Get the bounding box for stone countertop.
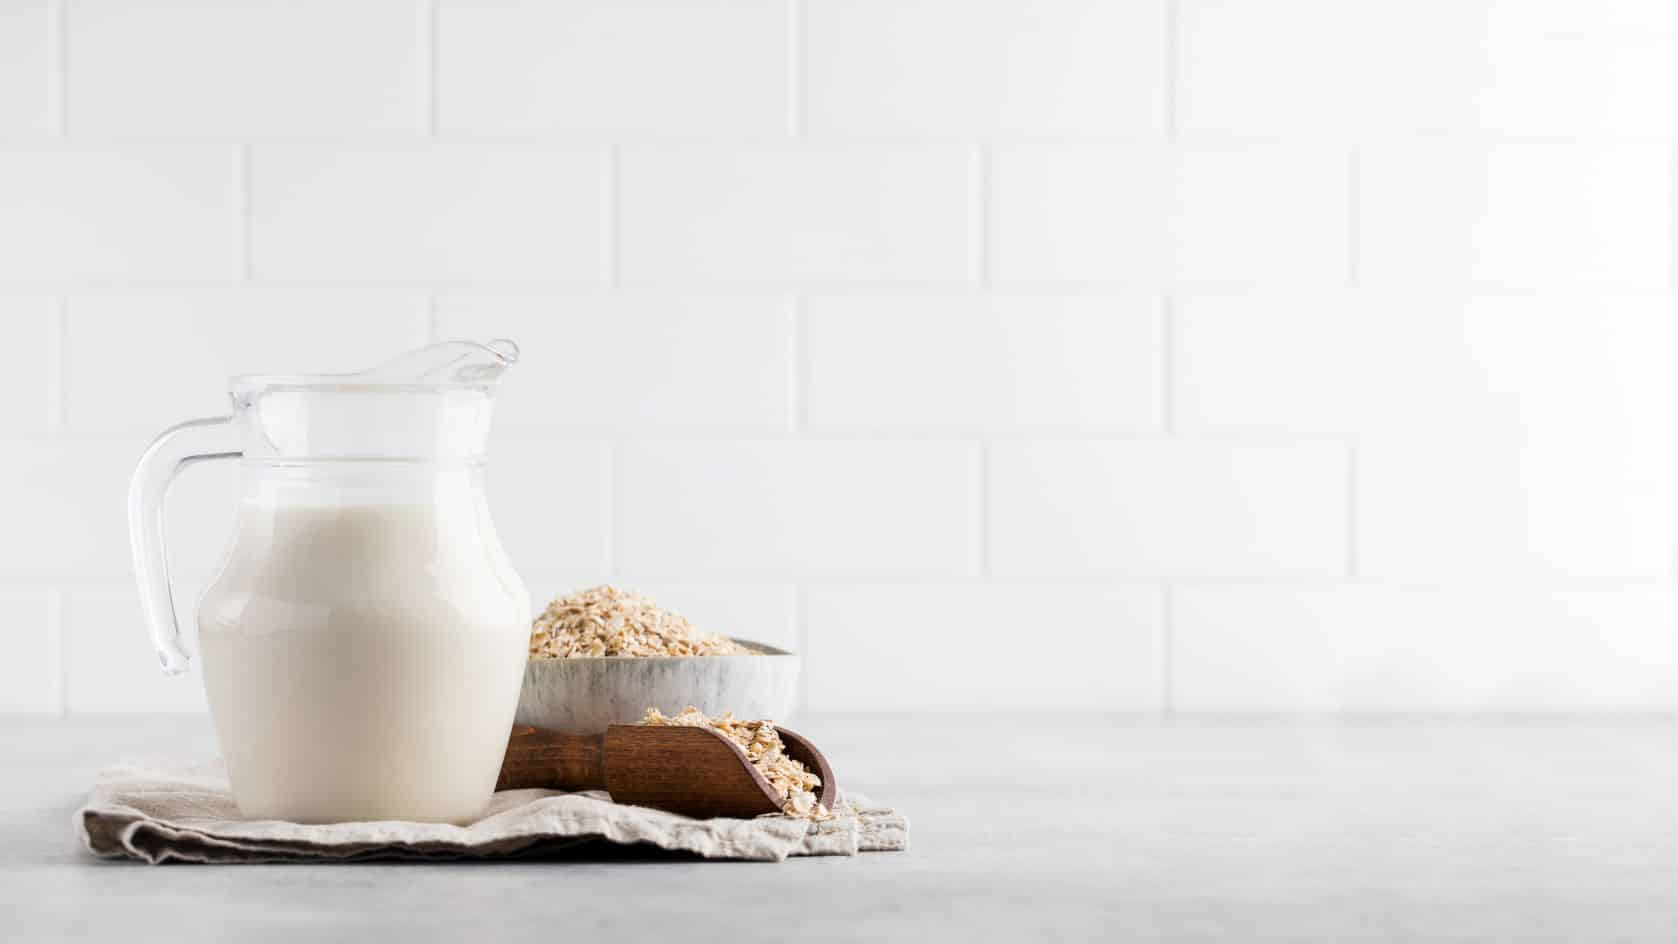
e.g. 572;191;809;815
6;714;1678;942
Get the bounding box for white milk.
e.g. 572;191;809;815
199;489;529;824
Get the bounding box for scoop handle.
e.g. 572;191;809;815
497;727;606;791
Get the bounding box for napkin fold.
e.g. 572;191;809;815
77;762;908;864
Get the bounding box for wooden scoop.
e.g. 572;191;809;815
497;724;838;819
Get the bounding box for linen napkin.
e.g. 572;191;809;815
77;762;908;865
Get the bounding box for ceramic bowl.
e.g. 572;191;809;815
514;639;801;735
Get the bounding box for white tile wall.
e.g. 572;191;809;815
5;0;1678;715
991;441;1348;578
617;440;975;578
66;0;426;135
438;0;790;134
991;145;1349;284
0;440;236;580
1174;586;1678;712
1179;0;1678;135
0;297;54;436
250;146;607;282
64;587;209;714
1175;293;1678;435
804;583;1161;709
804;0;1164;135
0;441;134;578
485;438;611;578
1358;442;1678;580
1360;143;1671;287
0;590;55;714
619;147;973;283
63;292;428;433
0;0;51;134
805;294;1161;432
0;148;239;282
437;294;794;432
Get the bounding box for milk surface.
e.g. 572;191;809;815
199;492;529;824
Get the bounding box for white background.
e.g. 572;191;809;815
3;0;1678;716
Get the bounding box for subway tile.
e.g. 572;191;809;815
1180;0;1678;134
619;147;973;283
1361;143;1670;286
64;292;428;435
0;148;238;282
805;294;1160;431
0;441;134;577
250;146;605;282
805;583;1160;710
436;294;793;431
0;440;237;580
482;438;610;578
617;440;975;577
992;145;1348;284
805;0;1163;134
1358;442;1678;579
0;296;52;436
64;586;209;714
0;591;55;713
439;0;787;134
67;0;423;134
992;146;1164;283
990;441;1347;577
1174;586;1678;711
1175;293;1678;435
0;0;51;133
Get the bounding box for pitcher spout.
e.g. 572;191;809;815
232;338;520;396
353;338;520;386
227;339;521;461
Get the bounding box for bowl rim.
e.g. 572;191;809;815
524;636;798;664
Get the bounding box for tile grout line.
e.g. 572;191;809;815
1345;441;1360;577
48;0;66;135
789;294;807;433
1347;149;1361;286
1159;295;1175;434
381;571;1678;590
1669;142;1678;290
974;442;991;578
48;587;66;717
237;144;254;282
788;0;805;136
600;440;617;578
1159;584;1174;717
792;584;810;710
971;144;991;285
423;294;441;343
45;296;65;436
1162;0;1180;463
1163;0;1178;139
424;0;440;135
602;146;621;285
969;89;993;621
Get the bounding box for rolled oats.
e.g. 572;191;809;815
529;585;750;659
642;706;830;820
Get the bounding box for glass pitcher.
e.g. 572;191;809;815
127;340;531;824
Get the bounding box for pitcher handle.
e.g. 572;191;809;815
127;416;241;675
